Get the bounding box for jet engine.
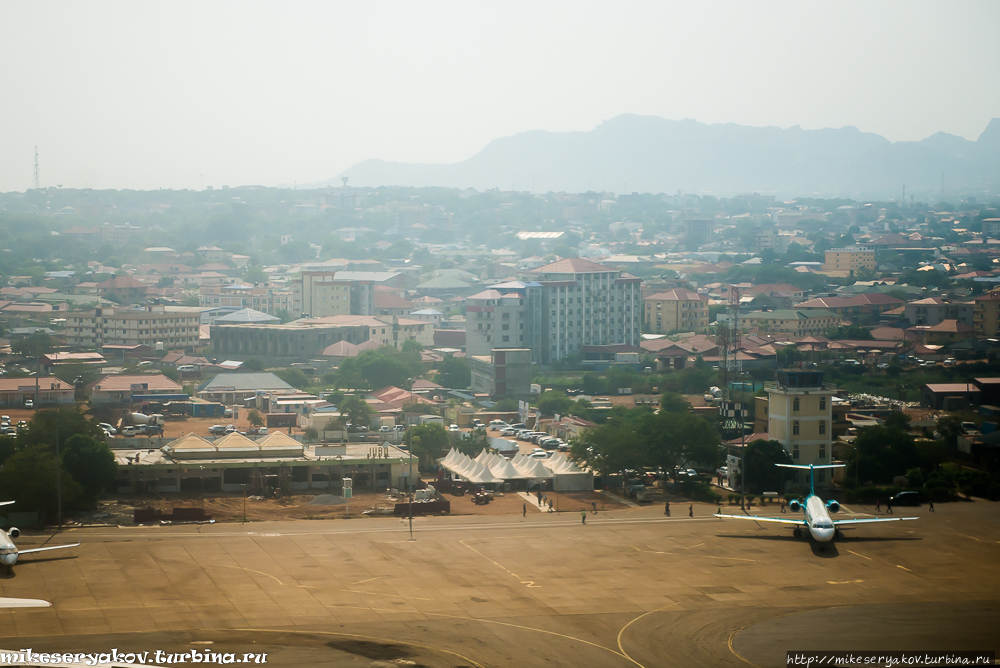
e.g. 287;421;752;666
788;500;801;513
826;500;840;513
8;527;19;539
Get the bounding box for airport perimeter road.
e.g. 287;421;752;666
1;502;999;667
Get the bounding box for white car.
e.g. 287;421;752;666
99;423;117;435
529;451;549;459
447;424;460;432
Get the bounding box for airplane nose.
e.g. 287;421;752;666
0;554;17;566
815;528;835;543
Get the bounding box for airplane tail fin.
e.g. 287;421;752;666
776;463;845;496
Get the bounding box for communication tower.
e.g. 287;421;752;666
33;146;39;190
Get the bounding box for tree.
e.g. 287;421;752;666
336;347;423;389
492;397;519;412
247;409;265;428
935;415;965;449
242;358;265;372
407;423;450;467
536;391;573;416
640;410;720;473
12;332;55;358
242;266;268;284
883;411;911;431
0;444;81;515
742;439;793;494
339;394;372;431
61;434;117;506
850;425;918;484
25;407;102;450
437;355;471;388
401;339;424;353
659;392;691;413
273;367;311;390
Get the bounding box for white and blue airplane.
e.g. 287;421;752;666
0;501;79;572
714;463;917;543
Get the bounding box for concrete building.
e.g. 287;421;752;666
294;271;352;318
793;293;903;318
643;288;709;334
465;287;537;357
905;298;975;327
767;370;834;487
0;377;74;407
470;348;532;398
199;282;288;315
529;258;642;365
741;309;839;337
90;374;186;406
211;315;433;360
66;305;201;349
115;434;414;494
822;247;875;273
974;290;1000;337
682;219;714;249
197;372;296;405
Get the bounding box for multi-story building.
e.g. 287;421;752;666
822;247;875;273
470;348;532;398
682;219;714;249
644;289;709;334
973;290;1000;337
793;293;903;318
100;222;143;246
291;270;410;318
199;282;287;315
66;305;201;349
767;369;834;488
465;287;537;357
741;309;838;337
529;258;642;364
905;297;975;327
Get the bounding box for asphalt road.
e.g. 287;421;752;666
1;500;997;667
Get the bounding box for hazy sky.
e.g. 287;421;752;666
2;1;998;192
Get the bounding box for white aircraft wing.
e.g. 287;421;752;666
0;597;50;608
18;542;80;555
833;517;918;526
0;501;14;507
714;513;806;525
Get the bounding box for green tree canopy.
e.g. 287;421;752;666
273;367;311;390
437;355;471;388
406;423;450;467
0;444;82;515
12;331;56;357
742;439;793;494
339;394;372;431
336;346;422;389
61;434;117;507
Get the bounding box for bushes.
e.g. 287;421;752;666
680;479;721;503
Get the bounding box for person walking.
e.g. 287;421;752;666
591;500;597;514
522;503;527;518
548;499;553;512
664;501;670;517
929;499;935;512
581;510;586;525
689;504;693;518
886;500;893;514
780;500;786;514
875;499;881;512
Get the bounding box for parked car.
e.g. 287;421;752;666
99;422;117;435
121;426;137;437
208;424;229;435
943;358;957;367
137;360;153;367
177;364;197;372
394;424;405;432
379;425;392;432
888;491;920;506
501;428;517;437
447;424;460;432
529;450;549;459
141;424;163;435
23;399;33;409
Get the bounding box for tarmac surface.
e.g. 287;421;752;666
1;500;998;667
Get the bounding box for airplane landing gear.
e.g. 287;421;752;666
793;527;802;538
836;529;844;539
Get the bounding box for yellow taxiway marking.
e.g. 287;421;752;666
616;602;681;668
728;622;764;668
950;532;980;542
351;576;381;585
845;549;871;561
460;538;540;588
896;564;912;572
827;579;864;585
702;555;757;562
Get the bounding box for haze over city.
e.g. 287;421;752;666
1;0;998;192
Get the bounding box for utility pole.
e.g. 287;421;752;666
407;377;414;541
55;422;62;528
34;146;39;190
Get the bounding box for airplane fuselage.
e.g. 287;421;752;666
801;494;836;542
0;529;18;566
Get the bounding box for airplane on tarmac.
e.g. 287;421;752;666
0;501;79;572
714;463;917;543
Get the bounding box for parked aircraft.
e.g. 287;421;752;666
714;463;917;543
0;501;79;571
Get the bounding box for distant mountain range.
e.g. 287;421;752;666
324;115;1000;199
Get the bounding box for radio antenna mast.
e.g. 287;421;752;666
34;146;39;190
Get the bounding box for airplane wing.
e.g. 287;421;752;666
0;501;14;507
18;542;80;555
0;597;50;608
833;517;918;526
714;513;806;525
